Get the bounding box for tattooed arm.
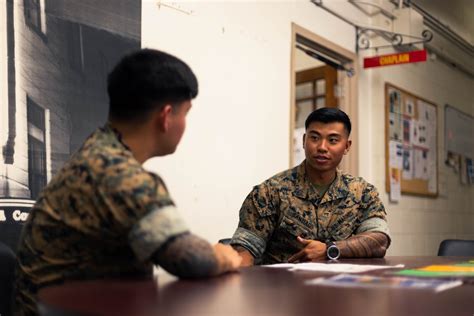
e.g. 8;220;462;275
151;233;241;279
289;232;389;262
337;231;389;258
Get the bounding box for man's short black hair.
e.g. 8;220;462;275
305;107;351;135
107;48;198;122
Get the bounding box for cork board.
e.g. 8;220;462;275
385;83;438;197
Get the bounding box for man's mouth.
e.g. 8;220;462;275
314;155;330;163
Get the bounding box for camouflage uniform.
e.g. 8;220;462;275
13;124;188;315
231;162;390;264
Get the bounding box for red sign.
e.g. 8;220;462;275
363;49;427;68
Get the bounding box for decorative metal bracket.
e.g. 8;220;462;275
311;0;433;53
356;26;433;52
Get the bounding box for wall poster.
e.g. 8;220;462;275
0;0;141;252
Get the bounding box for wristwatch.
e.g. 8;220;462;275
326;241;340;260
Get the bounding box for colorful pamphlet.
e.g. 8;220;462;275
394;262;474;278
263;262;405;273
306;273;462;293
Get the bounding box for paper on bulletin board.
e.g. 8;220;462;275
402;118;411;145
389;141;403;169
402;147;413;180
404;98;415;117
389;113;402;141
418;100;429;121
414;148;429;180
390;168;401;202
418;101;437;149
389;141;403;202
389;89;402;114
419;101;438;193
411;120;429;149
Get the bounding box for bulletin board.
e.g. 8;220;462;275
385;83;438;198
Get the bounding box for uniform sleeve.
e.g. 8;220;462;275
355;183;391;243
230;183;278;259
128;204;188;262
98;165;189;262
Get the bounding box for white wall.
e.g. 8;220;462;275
357;1;474;255
142;0;474;254
142;0;357;243
359;52;474;256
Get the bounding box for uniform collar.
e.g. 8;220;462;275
103;122;131;152
293;160;349;203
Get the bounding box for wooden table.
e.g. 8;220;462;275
38;256;474;316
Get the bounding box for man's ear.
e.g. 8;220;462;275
302;133;306;149
156;104;173;132
344;139;352;155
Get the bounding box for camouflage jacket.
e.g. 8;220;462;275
13;124;188;315
231;162;390;264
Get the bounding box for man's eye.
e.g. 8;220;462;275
329;138;339;143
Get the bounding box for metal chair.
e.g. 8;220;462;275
437;239;474;256
0;241;16;316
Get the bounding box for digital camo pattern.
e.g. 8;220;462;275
13;124;188;315
231;162;390;264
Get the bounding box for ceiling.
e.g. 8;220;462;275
411;0;473;45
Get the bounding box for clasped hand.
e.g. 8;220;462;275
288;236;326;263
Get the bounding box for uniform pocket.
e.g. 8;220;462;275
278;215;312;239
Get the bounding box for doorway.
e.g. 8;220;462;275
290;23;359;175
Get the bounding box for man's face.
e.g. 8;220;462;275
162;100;192;155
303;121;351;173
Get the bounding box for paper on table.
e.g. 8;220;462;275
263;262;405;273
263;263;295;269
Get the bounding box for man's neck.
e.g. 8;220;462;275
305;161;336;186
109;120;152;164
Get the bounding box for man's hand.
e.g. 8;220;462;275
232;246;255;267
213;243;242;274
152;234;241;279
288;236;327;263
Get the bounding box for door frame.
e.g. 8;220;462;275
290;23;359;176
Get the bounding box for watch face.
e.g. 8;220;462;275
327;245;340;260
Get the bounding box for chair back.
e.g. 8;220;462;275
0;242;16;316
438;239;474;256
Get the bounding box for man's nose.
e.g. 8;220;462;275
317;140;328;152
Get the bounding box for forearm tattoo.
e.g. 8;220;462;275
152;233;219;278
338;232;389;258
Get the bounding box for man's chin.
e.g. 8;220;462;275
307;161;335;172
154;147;177;157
